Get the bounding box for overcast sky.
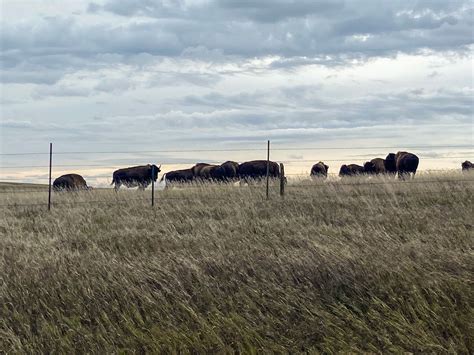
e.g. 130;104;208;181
1;0;473;183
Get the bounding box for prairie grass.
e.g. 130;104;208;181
1;172;473;353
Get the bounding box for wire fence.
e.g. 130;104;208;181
1;143;472;156
1;156;470;170
1;142;473;210
1;178;473;209
1;187;472;209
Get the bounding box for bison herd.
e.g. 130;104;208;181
51;154;473;191
163;160;281;185
331;151;421;180
52;160;283;191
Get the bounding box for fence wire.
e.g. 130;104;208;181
1;143;473;210
1;143;472;156
1;178;472;209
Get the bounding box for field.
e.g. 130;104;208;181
1;173;473;353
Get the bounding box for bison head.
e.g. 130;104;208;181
150;164;161;181
339;164;349;176
364;161;376;174
462;161;473;171
316;162;328;173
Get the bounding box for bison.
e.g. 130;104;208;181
383;153;397;175
192;163;225;181
218;161;240;182
339;164;365;177
161;168;195;183
462;160;473;172
238;160;281;183
53;174;89;191
111;164;161;190
310;162;329;179
385;152;419;180
363;158;386;175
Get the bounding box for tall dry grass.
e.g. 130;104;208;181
1;172;473;353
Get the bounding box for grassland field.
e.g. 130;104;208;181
0;172;473;353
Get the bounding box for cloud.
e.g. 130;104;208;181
1;0;472;178
2;0;472;85
67;86;470;135
0;120;34;129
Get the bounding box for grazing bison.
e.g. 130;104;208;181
161;168;195;183
310;162;329;179
339;164;365;177
238;160;281;183
363;158;386;175
385;152;419;180
53;174;89;191
212;161;239;182
462;160;473;172
192;163;225;181
111;164;160;190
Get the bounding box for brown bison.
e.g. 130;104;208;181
161;168;195;183
385;152;419;179
218;161;240;181
192;163;225;181
195;161;240;182
111;164;161;190
462;160;473;172
310;162;329;179
339;164;365;177
238;160;281;183
53;174;89;191
363;158;386;175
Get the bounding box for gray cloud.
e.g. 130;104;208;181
1;0;472;85
1;0;472;177
47;86;466;137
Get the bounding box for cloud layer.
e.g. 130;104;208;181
1;0;473;181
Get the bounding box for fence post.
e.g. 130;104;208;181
280;163;285;197
266;140;270;200
48;142;52;211
151;165;155;207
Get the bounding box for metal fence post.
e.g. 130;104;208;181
266;140;270;200
48;143;52;211
151;165;155;207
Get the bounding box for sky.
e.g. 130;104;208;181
1;0;473;185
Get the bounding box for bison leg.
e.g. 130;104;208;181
398;171;408;181
114;182;121;191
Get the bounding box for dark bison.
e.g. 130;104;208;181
218;161;240;181
238;160;281;182
111;164;161;190
310;162;329;179
53;174;89;191
385;152;419;179
363;158;387;175
161;168;195;183
191;161;240;182
339;164;365;177
462;160;473;172
192;163;225;181
383;153;398;175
